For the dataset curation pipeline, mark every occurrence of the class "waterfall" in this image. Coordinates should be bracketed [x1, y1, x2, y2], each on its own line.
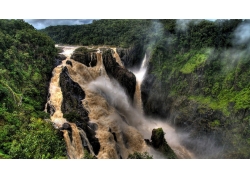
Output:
[45, 46, 79, 127]
[134, 54, 148, 84]
[45, 60, 67, 127]
[111, 48, 124, 67]
[78, 128, 95, 156]
[64, 57, 147, 159]
[46, 45, 195, 159]
[133, 54, 148, 113]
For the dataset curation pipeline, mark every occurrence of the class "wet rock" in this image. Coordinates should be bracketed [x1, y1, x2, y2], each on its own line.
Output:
[54, 54, 67, 66]
[66, 60, 73, 67]
[46, 103, 55, 116]
[112, 132, 117, 142]
[144, 139, 151, 146]
[109, 128, 117, 142]
[151, 128, 165, 148]
[102, 49, 136, 101]
[56, 54, 67, 60]
[150, 128, 177, 159]
[60, 67, 88, 120]
[59, 66, 100, 155]
[87, 122, 98, 131]
[116, 45, 144, 69]
[70, 48, 97, 67]
[62, 123, 71, 131]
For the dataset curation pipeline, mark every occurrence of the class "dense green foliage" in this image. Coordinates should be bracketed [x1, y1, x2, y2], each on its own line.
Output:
[146, 19, 250, 158]
[0, 19, 66, 158]
[40, 19, 161, 48]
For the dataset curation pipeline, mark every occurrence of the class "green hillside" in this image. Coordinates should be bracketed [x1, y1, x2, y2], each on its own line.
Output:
[0, 19, 66, 159]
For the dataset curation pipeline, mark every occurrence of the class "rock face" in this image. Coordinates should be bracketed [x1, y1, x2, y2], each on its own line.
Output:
[116, 45, 144, 69]
[55, 54, 67, 66]
[102, 50, 136, 101]
[151, 128, 165, 148]
[141, 64, 228, 158]
[150, 128, 177, 159]
[60, 67, 88, 119]
[59, 66, 100, 155]
[70, 48, 97, 67]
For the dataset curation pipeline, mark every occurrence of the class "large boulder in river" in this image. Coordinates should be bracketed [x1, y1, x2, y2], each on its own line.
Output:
[151, 128, 177, 159]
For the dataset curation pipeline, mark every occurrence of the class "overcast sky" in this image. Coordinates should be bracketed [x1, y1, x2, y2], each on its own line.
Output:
[24, 19, 94, 29]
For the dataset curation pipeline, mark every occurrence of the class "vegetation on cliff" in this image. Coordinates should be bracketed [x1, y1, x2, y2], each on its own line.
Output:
[143, 19, 250, 158]
[40, 19, 153, 48]
[0, 19, 66, 158]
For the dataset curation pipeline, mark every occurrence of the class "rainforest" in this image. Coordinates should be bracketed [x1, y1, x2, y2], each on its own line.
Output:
[1, 19, 250, 159]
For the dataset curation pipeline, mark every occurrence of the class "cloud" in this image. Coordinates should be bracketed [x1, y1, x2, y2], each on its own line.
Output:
[24, 19, 94, 29]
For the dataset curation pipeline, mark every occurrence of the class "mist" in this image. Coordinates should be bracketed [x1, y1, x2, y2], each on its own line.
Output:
[233, 20, 250, 46]
[87, 76, 201, 158]
[176, 19, 203, 31]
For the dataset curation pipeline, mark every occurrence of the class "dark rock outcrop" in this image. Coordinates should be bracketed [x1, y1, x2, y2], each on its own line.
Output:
[46, 102, 55, 116]
[66, 60, 73, 67]
[62, 123, 71, 131]
[56, 54, 67, 60]
[59, 66, 100, 155]
[150, 128, 177, 159]
[102, 50, 136, 101]
[70, 48, 97, 67]
[116, 45, 144, 69]
[55, 54, 67, 66]
[60, 67, 88, 119]
[151, 128, 165, 148]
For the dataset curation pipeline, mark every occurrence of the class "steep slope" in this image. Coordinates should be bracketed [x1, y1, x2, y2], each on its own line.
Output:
[0, 19, 66, 159]
[142, 19, 250, 158]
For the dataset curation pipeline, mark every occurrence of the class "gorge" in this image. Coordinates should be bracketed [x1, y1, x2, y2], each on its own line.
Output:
[45, 45, 191, 159]
[1, 19, 250, 159]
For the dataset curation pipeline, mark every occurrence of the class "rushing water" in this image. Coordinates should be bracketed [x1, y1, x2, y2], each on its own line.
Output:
[46, 45, 194, 159]
[132, 54, 148, 113]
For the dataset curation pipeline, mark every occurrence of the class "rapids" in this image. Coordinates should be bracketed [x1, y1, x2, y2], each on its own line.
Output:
[45, 45, 194, 159]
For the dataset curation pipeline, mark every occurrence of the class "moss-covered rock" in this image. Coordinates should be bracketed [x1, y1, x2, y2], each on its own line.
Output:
[151, 128, 177, 159]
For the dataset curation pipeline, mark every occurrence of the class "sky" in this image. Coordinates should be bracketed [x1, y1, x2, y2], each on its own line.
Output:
[24, 19, 94, 29]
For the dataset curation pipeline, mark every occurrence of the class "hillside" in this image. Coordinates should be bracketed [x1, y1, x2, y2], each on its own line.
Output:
[0, 19, 66, 158]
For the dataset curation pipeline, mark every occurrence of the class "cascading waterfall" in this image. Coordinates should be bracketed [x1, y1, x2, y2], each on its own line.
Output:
[132, 54, 148, 113]
[78, 128, 95, 156]
[45, 46, 95, 158]
[130, 53, 195, 158]
[64, 57, 146, 159]
[111, 48, 124, 67]
[45, 59, 67, 127]
[46, 45, 195, 159]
